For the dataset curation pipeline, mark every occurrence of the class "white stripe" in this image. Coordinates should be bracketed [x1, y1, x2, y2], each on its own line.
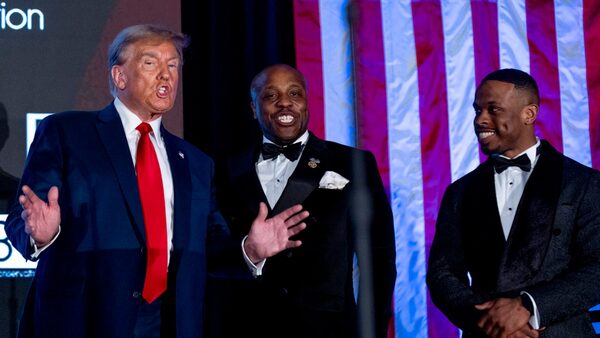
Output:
[381, 0, 427, 336]
[555, 0, 592, 166]
[498, 0, 530, 72]
[319, 0, 356, 146]
[441, 1, 480, 182]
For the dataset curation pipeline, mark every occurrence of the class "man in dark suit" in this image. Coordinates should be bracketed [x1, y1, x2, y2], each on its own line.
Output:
[206, 64, 396, 338]
[427, 68, 600, 338]
[5, 25, 307, 338]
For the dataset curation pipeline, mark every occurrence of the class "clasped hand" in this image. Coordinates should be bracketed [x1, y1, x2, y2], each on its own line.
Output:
[475, 297, 539, 338]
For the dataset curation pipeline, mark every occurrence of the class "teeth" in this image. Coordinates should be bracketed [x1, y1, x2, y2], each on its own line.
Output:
[158, 86, 167, 95]
[278, 115, 294, 123]
[478, 131, 495, 139]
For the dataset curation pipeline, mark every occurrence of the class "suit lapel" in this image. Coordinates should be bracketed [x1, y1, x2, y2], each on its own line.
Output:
[229, 146, 268, 218]
[162, 127, 191, 250]
[96, 104, 146, 243]
[497, 141, 561, 291]
[272, 134, 326, 215]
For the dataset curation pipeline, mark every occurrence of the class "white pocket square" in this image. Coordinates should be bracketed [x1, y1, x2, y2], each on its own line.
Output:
[319, 171, 349, 190]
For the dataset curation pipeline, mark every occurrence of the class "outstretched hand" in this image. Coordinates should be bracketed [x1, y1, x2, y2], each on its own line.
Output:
[19, 185, 61, 247]
[244, 202, 309, 263]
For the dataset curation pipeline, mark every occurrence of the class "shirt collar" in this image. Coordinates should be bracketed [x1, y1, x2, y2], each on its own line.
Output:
[114, 97, 163, 139]
[262, 130, 309, 147]
[498, 137, 541, 165]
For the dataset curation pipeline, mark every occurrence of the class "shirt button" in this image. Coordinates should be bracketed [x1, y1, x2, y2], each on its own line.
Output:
[132, 291, 141, 298]
[508, 207, 513, 211]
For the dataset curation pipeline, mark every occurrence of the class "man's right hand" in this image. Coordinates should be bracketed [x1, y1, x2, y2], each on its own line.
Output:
[19, 185, 61, 247]
[244, 202, 308, 263]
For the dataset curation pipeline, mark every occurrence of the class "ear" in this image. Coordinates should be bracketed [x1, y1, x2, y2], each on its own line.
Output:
[522, 103, 538, 125]
[250, 101, 257, 119]
[111, 66, 127, 91]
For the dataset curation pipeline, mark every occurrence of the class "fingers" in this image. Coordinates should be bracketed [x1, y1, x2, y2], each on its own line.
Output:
[285, 210, 309, 228]
[256, 202, 268, 221]
[277, 204, 303, 220]
[287, 222, 306, 237]
[286, 239, 302, 249]
[475, 300, 495, 310]
[47, 186, 60, 208]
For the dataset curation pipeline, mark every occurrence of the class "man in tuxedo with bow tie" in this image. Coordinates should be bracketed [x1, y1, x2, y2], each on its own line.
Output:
[5, 26, 308, 338]
[205, 64, 396, 338]
[427, 68, 600, 337]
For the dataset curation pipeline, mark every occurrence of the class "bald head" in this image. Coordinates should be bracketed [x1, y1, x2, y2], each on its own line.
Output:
[250, 64, 307, 101]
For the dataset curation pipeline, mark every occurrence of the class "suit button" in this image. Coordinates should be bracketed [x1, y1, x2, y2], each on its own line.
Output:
[140, 247, 145, 254]
[285, 251, 293, 258]
[132, 291, 141, 298]
[553, 228, 561, 236]
[280, 288, 288, 296]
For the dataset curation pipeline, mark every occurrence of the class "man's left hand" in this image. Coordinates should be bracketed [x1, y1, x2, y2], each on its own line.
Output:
[475, 297, 532, 338]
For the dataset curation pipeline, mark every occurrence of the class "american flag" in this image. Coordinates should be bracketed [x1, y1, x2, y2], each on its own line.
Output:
[293, 1, 600, 337]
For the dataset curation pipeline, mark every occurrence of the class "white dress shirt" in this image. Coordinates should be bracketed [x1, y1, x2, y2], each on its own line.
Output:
[493, 138, 541, 329]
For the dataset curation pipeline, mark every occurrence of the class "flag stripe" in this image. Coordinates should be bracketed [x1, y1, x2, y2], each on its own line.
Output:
[411, 1, 455, 337]
[293, 0, 326, 139]
[441, 1, 480, 182]
[381, 2, 428, 337]
[555, 0, 592, 166]
[526, 0, 564, 151]
[584, 0, 600, 170]
[498, 0, 530, 71]
[351, 0, 390, 192]
[319, 0, 356, 146]
[470, 0, 500, 163]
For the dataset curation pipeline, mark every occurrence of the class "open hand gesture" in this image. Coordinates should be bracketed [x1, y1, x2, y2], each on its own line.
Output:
[19, 185, 61, 247]
[244, 202, 308, 263]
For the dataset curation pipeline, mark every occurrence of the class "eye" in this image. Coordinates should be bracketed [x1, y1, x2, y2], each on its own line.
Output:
[142, 58, 157, 69]
[263, 93, 277, 101]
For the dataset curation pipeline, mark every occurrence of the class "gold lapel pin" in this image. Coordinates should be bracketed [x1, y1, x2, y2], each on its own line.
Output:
[308, 158, 320, 168]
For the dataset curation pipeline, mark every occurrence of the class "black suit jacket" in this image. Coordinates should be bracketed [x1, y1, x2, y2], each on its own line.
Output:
[427, 140, 600, 337]
[5, 104, 226, 338]
[207, 132, 396, 338]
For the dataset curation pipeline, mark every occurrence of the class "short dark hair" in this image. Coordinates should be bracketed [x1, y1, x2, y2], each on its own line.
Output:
[479, 68, 539, 104]
[107, 24, 189, 96]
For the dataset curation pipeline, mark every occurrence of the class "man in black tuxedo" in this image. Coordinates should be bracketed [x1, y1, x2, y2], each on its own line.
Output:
[206, 64, 396, 338]
[427, 68, 600, 337]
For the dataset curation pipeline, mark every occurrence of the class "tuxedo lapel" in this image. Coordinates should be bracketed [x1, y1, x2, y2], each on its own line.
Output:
[497, 141, 561, 291]
[162, 128, 191, 249]
[272, 134, 326, 215]
[229, 146, 268, 217]
[96, 104, 146, 244]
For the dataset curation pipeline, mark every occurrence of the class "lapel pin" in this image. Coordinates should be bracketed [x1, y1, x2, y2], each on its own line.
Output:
[178, 151, 185, 159]
[308, 158, 320, 169]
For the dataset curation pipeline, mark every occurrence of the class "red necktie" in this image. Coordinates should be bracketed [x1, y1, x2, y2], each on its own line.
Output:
[136, 122, 167, 303]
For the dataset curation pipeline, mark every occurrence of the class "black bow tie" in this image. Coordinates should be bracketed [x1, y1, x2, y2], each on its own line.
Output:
[491, 153, 531, 173]
[261, 142, 303, 161]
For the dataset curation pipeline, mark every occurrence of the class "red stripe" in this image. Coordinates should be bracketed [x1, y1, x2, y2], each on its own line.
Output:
[411, 1, 456, 337]
[350, 0, 390, 195]
[584, 0, 600, 170]
[471, 0, 500, 163]
[293, 0, 326, 139]
[526, 0, 563, 151]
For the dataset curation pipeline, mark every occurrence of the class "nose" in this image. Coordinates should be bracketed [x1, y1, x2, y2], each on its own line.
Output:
[276, 95, 292, 108]
[158, 64, 171, 81]
[474, 109, 488, 127]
